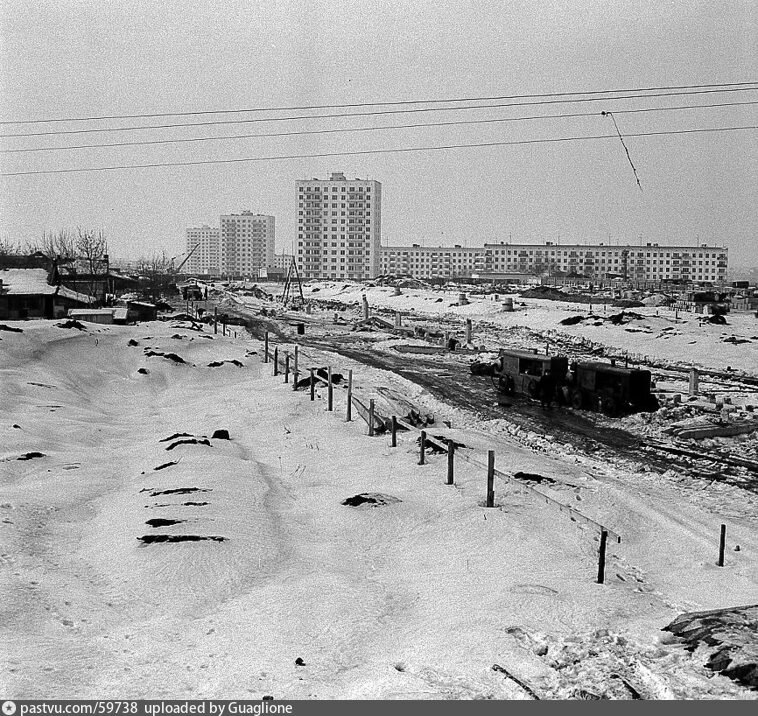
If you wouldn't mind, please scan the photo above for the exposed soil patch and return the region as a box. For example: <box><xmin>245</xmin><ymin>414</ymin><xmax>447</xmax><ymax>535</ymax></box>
<box><xmin>165</xmin><ymin>438</ymin><xmax>211</xmax><ymax>451</ymax></box>
<box><xmin>183</xmin><ymin>501</ymin><xmax>208</xmax><ymax>506</ymax></box>
<box><xmin>513</xmin><ymin>471</ymin><xmax>556</xmax><ymax>485</ymax></box>
<box><xmin>138</xmin><ymin>534</ymin><xmax>226</xmax><ymax>544</ymax></box>
<box><xmin>17</xmin><ymin>451</ymin><xmax>46</xmax><ymax>461</ymax></box>
<box><xmin>148</xmin><ymin>487</ymin><xmax>211</xmax><ymax>497</ymax></box>
<box><xmin>0</xmin><ymin>324</ymin><xmax>23</xmax><ymax>333</ymax></box>
<box><xmin>560</xmin><ymin>315</ymin><xmax>588</xmax><ymax>326</ymax></box>
<box><xmin>208</xmin><ymin>360</ymin><xmax>244</xmax><ymax>368</ymax></box>
<box><xmin>137</xmin><ymin>368</ymin><xmax>149</xmax><ymax>375</ymax></box>
<box><xmin>145</xmin><ymin>518</ymin><xmax>185</xmax><ymax>527</ymax></box>
<box><xmin>144</xmin><ymin>350</ymin><xmax>186</xmax><ymax>364</ymax></box>
<box><xmin>154</xmin><ymin>460</ymin><xmax>178</xmax><ymax>471</ymax></box>
<box><xmin>160</xmin><ymin>432</ymin><xmax>193</xmax><ymax>442</ymax></box>
<box><xmin>211</xmin><ymin>429</ymin><xmax>230</xmax><ymax>440</ymax></box>
<box><xmin>341</xmin><ymin>493</ymin><xmax>402</xmax><ymax>508</ymax></box>
<box><xmin>56</xmin><ymin>319</ymin><xmax>86</xmax><ymax>330</ymax></box>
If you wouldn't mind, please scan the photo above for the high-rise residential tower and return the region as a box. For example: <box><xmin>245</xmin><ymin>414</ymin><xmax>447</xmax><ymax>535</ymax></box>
<box><xmin>185</xmin><ymin>225</ymin><xmax>220</xmax><ymax>275</ymax></box>
<box><xmin>219</xmin><ymin>212</ymin><xmax>275</xmax><ymax>277</ymax></box>
<box><xmin>296</xmin><ymin>172</ymin><xmax>381</xmax><ymax>280</ymax></box>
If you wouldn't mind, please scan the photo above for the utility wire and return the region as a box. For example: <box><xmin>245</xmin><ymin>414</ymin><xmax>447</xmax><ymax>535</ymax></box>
<box><xmin>3</xmin><ymin>100</ymin><xmax>756</xmax><ymax>154</ymax></box>
<box><xmin>1</xmin><ymin>80</ymin><xmax>755</xmax><ymax>125</ymax></box>
<box><xmin>603</xmin><ymin>111</ymin><xmax>643</xmax><ymax>190</ymax></box>
<box><xmin>1</xmin><ymin>125</ymin><xmax>754</xmax><ymax>177</ymax></box>
<box><xmin>2</xmin><ymin>87</ymin><xmax>757</xmax><ymax>139</ymax></box>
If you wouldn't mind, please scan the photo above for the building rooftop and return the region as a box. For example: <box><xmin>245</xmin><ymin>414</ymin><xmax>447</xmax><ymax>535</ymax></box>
<box><xmin>0</xmin><ymin>268</ymin><xmax>56</xmax><ymax>295</ymax></box>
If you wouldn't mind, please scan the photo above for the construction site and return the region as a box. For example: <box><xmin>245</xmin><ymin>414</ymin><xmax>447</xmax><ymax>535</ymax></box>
<box><xmin>2</xmin><ymin>272</ymin><xmax>757</xmax><ymax>699</ymax></box>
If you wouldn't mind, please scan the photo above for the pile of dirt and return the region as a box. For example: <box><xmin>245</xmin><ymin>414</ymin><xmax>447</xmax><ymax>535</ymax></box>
<box><xmin>513</xmin><ymin>471</ymin><xmax>556</xmax><ymax>485</ymax></box>
<box><xmin>55</xmin><ymin>319</ymin><xmax>86</xmax><ymax>330</ymax></box>
<box><xmin>607</xmin><ymin>311</ymin><xmax>645</xmax><ymax>325</ymax></box>
<box><xmin>239</xmin><ymin>285</ymin><xmax>272</xmax><ymax>300</ymax></box>
<box><xmin>144</xmin><ymin>350</ymin><xmax>187</xmax><ymax>364</ymax></box>
<box><xmin>663</xmin><ymin>605</ymin><xmax>758</xmax><ymax>690</ymax></box>
<box><xmin>560</xmin><ymin>315</ymin><xmax>587</xmax><ymax>326</ymax></box>
<box><xmin>369</xmin><ymin>274</ymin><xmax>431</xmax><ymax>290</ymax></box>
<box><xmin>470</xmin><ymin>360</ymin><xmax>496</xmax><ymax>376</ymax></box>
<box><xmin>341</xmin><ymin>493</ymin><xmax>402</xmax><ymax>508</ymax></box>
<box><xmin>611</xmin><ymin>299</ymin><xmax>645</xmax><ymax>309</ymax></box>
<box><xmin>0</xmin><ymin>324</ymin><xmax>23</xmax><ymax>333</ymax></box>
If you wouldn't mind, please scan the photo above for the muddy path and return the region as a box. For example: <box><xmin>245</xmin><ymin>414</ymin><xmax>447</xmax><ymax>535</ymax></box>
<box><xmin>216</xmin><ymin>301</ymin><xmax>755</xmax><ymax>490</ymax></box>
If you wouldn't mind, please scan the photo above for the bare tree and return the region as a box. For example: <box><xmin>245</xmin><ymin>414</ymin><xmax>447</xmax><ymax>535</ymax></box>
<box><xmin>26</xmin><ymin>230</ymin><xmax>77</xmax><ymax>260</ymax></box>
<box><xmin>0</xmin><ymin>235</ymin><xmax>22</xmax><ymax>256</ymax></box>
<box><xmin>136</xmin><ymin>250</ymin><xmax>173</xmax><ymax>300</ymax></box>
<box><xmin>76</xmin><ymin>228</ymin><xmax>109</xmax><ymax>304</ymax></box>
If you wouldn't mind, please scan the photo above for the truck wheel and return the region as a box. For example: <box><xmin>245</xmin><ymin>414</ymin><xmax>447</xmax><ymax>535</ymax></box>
<box><xmin>602</xmin><ymin>396</ymin><xmax>619</xmax><ymax>417</ymax></box>
<box><xmin>527</xmin><ymin>380</ymin><xmax>539</xmax><ymax>399</ymax></box>
<box><xmin>499</xmin><ymin>376</ymin><xmax>515</xmax><ymax>395</ymax></box>
<box><xmin>571</xmin><ymin>390</ymin><xmax>584</xmax><ymax>410</ymax></box>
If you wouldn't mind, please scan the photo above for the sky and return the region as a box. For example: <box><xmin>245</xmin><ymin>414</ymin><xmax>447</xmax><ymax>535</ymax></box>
<box><xmin>1</xmin><ymin>1</ymin><xmax>756</xmax><ymax>266</ymax></box>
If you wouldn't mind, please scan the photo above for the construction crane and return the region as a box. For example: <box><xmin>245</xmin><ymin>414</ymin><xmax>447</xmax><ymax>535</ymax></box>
<box><xmin>281</xmin><ymin>258</ymin><xmax>304</xmax><ymax>307</ymax></box>
<box><xmin>170</xmin><ymin>244</ymin><xmax>200</xmax><ymax>274</ymax></box>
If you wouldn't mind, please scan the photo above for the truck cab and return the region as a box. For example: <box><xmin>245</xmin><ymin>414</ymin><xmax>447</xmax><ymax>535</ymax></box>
<box><xmin>494</xmin><ymin>349</ymin><xmax>569</xmax><ymax>400</ymax></box>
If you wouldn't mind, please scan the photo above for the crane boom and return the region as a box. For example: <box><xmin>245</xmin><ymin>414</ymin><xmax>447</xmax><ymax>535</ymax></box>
<box><xmin>175</xmin><ymin>243</ymin><xmax>200</xmax><ymax>273</ymax></box>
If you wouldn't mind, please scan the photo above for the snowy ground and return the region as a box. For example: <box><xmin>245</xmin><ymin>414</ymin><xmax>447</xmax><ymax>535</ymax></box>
<box><xmin>1</xmin><ymin>315</ymin><xmax>757</xmax><ymax>699</ymax></box>
<box><xmin>283</xmin><ymin>281</ymin><xmax>758</xmax><ymax>376</ymax></box>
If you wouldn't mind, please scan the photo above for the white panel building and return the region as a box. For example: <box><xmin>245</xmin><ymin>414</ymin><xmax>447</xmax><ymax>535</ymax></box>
<box><xmin>380</xmin><ymin>244</ymin><xmax>482</xmax><ymax>279</ymax></box>
<box><xmin>219</xmin><ymin>212</ymin><xmax>275</xmax><ymax>277</ymax></box>
<box><xmin>185</xmin><ymin>225</ymin><xmax>220</xmax><ymax>275</ymax></box>
<box><xmin>480</xmin><ymin>242</ymin><xmax>728</xmax><ymax>283</ymax></box>
<box><xmin>296</xmin><ymin>172</ymin><xmax>382</xmax><ymax>280</ymax></box>
<box><xmin>379</xmin><ymin>241</ymin><xmax>728</xmax><ymax>283</ymax></box>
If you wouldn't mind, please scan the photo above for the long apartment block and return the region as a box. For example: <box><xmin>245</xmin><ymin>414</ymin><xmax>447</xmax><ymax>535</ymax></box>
<box><xmin>380</xmin><ymin>241</ymin><xmax>728</xmax><ymax>282</ymax></box>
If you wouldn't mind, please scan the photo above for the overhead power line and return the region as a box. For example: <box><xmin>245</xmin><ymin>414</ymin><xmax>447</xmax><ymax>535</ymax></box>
<box><xmin>1</xmin><ymin>125</ymin><xmax>754</xmax><ymax>177</ymax></box>
<box><xmin>3</xmin><ymin>100</ymin><xmax>756</xmax><ymax>154</ymax></box>
<box><xmin>1</xmin><ymin>80</ymin><xmax>755</xmax><ymax>125</ymax></box>
<box><xmin>2</xmin><ymin>87</ymin><xmax>757</xmax><ymax>139</ymax></box>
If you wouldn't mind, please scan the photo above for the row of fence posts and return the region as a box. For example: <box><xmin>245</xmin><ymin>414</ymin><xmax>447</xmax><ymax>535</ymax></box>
<box><xmin>259</xmin><ymin>331</ymin><xmax>734</xmax><ymax>583</ymax></box>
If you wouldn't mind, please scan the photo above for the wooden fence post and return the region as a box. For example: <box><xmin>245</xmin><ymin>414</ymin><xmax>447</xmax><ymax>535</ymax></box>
<box><xmin>391</xmin><ymin>416</ymin><xmax>397</xmax><ymax>447</ymax></box>
<box><xmin>346</xmin><ymin>369</ymin><xmax>353</xmax><ymax>421</ymax></box>
<box><xmin>309</xmin><ymin>368</ymin><xmax>315</xmax><ymax>401</ymax></box>
<box><xmin>223</xmin><ymin>319</ymin><xmax>227</xmax><ymax>336</ymax></box>
<box><xmin>368</xmin><ymin>399</ymin><xmax>375</xmax><ymax>436</ymax></box>
<box><xmin>284</xmin><ymin>353</ymin><xmax>290</xmax><ymax>383</ymax></box>
<box><xmin>264</xmin><ymin>331</ymin><xmax>269</xmax><ymax>362</ymax></box>
<box><xmin>327</xmin><ymin>366</ymin><xmax>333</xmax><ymax>411</ymax></box>
<box><xmin>486</xmin><ymin>450</ymin><xmax>495</xmax><ymax>507</ymax></box>
<box><xmin>419</xmin><ymin>430</ymin><xmax>427</xmax><ymax>465</ymax></box>
<box><xmin>597</xmin><ymin>529</ymin><xmax>608</xmax><ymax>584</ymax></box>
<box><xmin>718</xmin><ymin>524</ymin><xmax>726</xmax><ymax>567</ymax></box>
<box><xmin>447</xmin><ymin>441</ymin><xmax>455</xmax><ymax>485</ymax></box>
<box><xmin>293</xmin><ymin>346</ymin><xmax>299</xmax><ymax>390</ymax></box>
<box><xmin>214</xmin><ymin>307</ymin><xmax>218</xmax><ymax>334</ymax></box>
<box><xmin>273</xmin><ymin>347</ymin><xmax>279</xmax><ymax>375</ymax></box>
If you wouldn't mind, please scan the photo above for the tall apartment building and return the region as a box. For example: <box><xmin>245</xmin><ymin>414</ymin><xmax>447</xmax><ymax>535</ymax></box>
<box><xmin>219</xmin><ymin>212</ymin><xmax>275</xmax><ymax>277</ymax></box>
<box><xmin>296</xmin><ymin>172</ymin><xmax>381</xmax><ymax>280</ymax></box>
<box><xmin>379</xmin><ymin>241</ymin><xmax>729</xmax><ymax>283</ymax></box>
<box><xmin>185</xmin><ymin>225</ymin><xmax>220</xmax><ymax>275</ymax></box>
